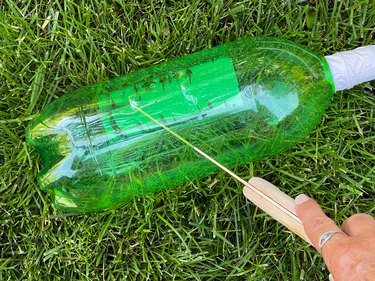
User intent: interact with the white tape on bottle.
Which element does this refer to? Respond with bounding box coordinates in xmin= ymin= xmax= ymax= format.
xmin=325 ymin=45 xmax=375 ymax=91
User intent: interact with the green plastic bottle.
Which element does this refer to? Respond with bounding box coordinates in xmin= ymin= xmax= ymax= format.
xmin=26 ymin=37 xmax=375 ymax=213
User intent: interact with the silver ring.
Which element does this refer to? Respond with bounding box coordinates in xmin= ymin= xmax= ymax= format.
xmin=319 ymin=231 xmax=341 ymax=250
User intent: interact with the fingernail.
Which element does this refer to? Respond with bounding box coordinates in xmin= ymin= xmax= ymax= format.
xmin=295 ymin=194 xmax=309 ymax=205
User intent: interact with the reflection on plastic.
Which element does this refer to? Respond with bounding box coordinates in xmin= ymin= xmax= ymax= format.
xmin=26 ymin=37 xmax=335 ymax=213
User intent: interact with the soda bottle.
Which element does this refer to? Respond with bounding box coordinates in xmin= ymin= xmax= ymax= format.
xmin=26 ymin=37 xmax=375 ymax=213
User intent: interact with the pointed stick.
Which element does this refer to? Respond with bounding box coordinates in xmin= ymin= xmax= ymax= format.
xmin=131 ymin=102 xmax=310 ymax=243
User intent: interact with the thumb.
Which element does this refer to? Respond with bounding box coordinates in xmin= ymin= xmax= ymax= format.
xmin=294 ymin=194 xmax=346 ymax=253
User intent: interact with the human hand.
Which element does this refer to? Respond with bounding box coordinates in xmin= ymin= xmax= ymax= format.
xmin=295 ymin=194 xmax=375 ymax=281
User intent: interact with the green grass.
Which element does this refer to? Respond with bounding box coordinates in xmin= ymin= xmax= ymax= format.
xmin=0 ymin=0 xmax=374 ymax=280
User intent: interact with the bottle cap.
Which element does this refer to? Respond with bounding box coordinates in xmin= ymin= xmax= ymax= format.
xmin=325 ymin=45 xmax=375 ymax=91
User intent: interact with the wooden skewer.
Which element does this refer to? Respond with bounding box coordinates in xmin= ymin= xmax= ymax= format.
xmin=132 ymin=102 xmax=310 ymax=244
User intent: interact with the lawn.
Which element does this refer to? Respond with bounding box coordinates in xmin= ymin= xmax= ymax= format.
xmin=1 ymin=0 xmax=374 ymax=280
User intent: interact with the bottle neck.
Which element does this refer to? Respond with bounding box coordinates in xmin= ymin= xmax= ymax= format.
xmin=324 ymin=45 xmax=375 ymax=91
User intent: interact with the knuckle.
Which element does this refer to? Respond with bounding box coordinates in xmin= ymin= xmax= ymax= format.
xmin=335 ymin=246 xmax=353 ymax=265
xmin=305 ymin=215 xmax=328 ymax=235
xmin=343 ymin=213 xmax=374 ymax=226
xmin=327 ymin=243 xmax=356 ymax=270
xmin=351 ymin=213 xmax=374 ymax=221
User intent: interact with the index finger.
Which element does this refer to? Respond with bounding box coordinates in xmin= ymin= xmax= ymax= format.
xmin=294 ymin=194 xmax=347 ymax=254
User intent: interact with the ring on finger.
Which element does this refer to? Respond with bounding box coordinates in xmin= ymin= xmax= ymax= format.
xmin=319 ymin=231 xmax=342 ymax=251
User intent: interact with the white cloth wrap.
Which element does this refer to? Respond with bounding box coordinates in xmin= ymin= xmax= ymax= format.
xmin=324 ymin=45 xmax=375 ymax=91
